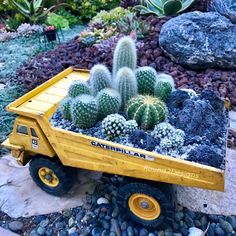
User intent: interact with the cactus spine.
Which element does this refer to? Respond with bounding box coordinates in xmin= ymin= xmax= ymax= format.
xmin=71 ymin=95 xmax=98 ymax=128
xmin=126 ymin=95 xmax=168 ymax=130
xmin=68 ymin=81 xmax=91 ymax=98
xmin=90 ymin=64 xmax=112 ymax=95
xmin=135 ymin=67 xmax=158 ymax=95
xmin=115 ymin=67 xmax=138 ymax=109
xmin=96 ymin=88 xmax=121 ymax=119
xmin=113 ymin=36 xmax=137 ymax=78
xmin=60 ymin=97 xmax=72 ymax=120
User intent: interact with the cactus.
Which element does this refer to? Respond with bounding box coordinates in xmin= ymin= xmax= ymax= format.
xmin=71 ymin=95 xmax=98 ymax=128
xmin=115 ymin=67 xmax=138 ymax=109
xmin=135 ymin=67 xmax=158 ymax=95
xmin=96 ymin=88 xmax=121 ymax=119
xmin=154 ymin=81 xmax=173 ymax=102
xmin=68 ymin=81 xmax=91 ymax=98
xmin=90 ymin=64 xmax=112 ymax=95
xmin=113 ymin=36 xmax=137 ymax=78
xmin=126 ymin=95 xmax=168 ymax=130
xmin=170 ymin=130 xmax=185 ymax=148
xmin=151 ymin=122 xmax=174 ymax=140
xmin=159 ymin=137 xmax=173 ymax=150
xmin=102 ymin=114 xmax=127 ymax=140
xmin=126 ymin=120 xmax=138 ymax=134
xmin=181 ymin=88 xmax=197 ymax=98
xmin=60 ymin=97 xmax=72 ymax=120
xmin=156 ymin=73 xmax=175 ymax=87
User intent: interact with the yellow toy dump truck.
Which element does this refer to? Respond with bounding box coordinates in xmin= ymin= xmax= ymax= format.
xmin=2 ymin=67 xmax=226 ymax=227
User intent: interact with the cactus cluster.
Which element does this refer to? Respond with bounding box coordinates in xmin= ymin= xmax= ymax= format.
xmin=113 ymin=36 xmax=137 ymax=78
xmin=102 ymin=114 xmax=127 ymax=140
xmin=115 ymin=67 xmax=138 ymax=109
xmin=68 ymin=81 xmax=91 ymax=98
xmin=135 ymin=67 xmax=158 ymax=95
xmin=90 ymin=64 xmax=111 ymax=95
xmin=126 ymin=120 xmax=138 ymax=134
xmin=151 ymin=122 xmax=174 ymax=139
xmin=60 ymin=97 xmax=72 ymax=121
xmin=126 ymin=95 xmax=168 ymax=130
xmin=96 ymin=88 xmax=121 ymax=119
xmin=71 ymin=95 xmax=98 ymax=128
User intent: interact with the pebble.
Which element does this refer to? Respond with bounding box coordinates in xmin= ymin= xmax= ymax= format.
xmin=68 ymin=217 xmax=75 ymax=227
xmin=97 ymin=197 xmax=109 ymax=205
xmin=226 ymin=216 xmax=236 ymax=230
xmin=219 ymin=218 xmax=233 ymax=233
xmin=175 ymin=212 xmax=184 ymax=222
xmin=188 ymin=227 xmax=204 ymax=236
xmin=148 ymin=233 xmax=156 ymax=236
xmin=76 ymin=212 xmax=85 ymax=222
xmin=68 ymin=227 xmax=77 ymax=235
xmin=102 ymin=230 xmax=109 ymax=236
xmin=33 ymin=215 xmax=46 ymax=224
xmin=92 ymin=227 xmax=102 ymax=236
xmin=63 ymin=209 xmax=73 ymax=218
xmin=46 ymin=228 xmax=53 ymax=236
xmin=215 ymin=226 xmax=225 ymax=236
xmin=37 ymin=226 xmax=46 ymax=235
xmin=109 ymin=232 xmax=117 ymax=236
xmin=157 ymin=231 xmax=165 ymax=236
xmin=200 ymin=215 xmax=208 ymax=227
xmin=121 ymin=222 xmax=128 ymax=231
xmin=140 ymin=228 xmax=148 ymax=236
xmin=8 ymin=221 xmax=24 ymax=232
xmin=111 ymin=205 xmax=119 ymax=218
xmin=127 ymin=226 xmax=134 ymax=236
xmin=39 ymin=218 xmax=49 ymax=227
xmin=111 ymin=219 xmax=121 ymax=236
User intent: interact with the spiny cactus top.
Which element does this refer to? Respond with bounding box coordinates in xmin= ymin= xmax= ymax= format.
xmin=126 ymin=95 xmax=168 ymax=130
xmin=68 ymin=80 xmax=91 ymax=98
xmin=113 ymin=36 xmax=137 ymax=78
xmin=90 ymin=64 xmax=112 ymax=95
xmin=60 ymin=97 xmax=72 ymax=121
xmin=96 ymin=88 xmax=121 ymax=119
xmin=135 ymin=67 xmax=158 ymax=95
xmin=156 ymin=73 xmax=175 ymax=88
xmin=151 ymin=122 xmax=175 ymax=140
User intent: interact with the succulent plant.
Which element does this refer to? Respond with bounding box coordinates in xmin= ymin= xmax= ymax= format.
xmin=115 ymin=67 xmax=138 ymax=109
xmin=181 ymin=88 xmax=197 ymax=98
xmin=113 ymin=36 xmax=137 ymax=78
xmin=159 ymin=137 xmax=173 ymax=150
xmin=170 ymin=129 xmax=185 ymax=148
xmin=96 ymin=88 xmax=121 ymax=119
xmin=126 ymin=120 xmax=138 ymax=134
xmin=59 ymin=97 xmax=72 ymax=120
xmin=102 ymin=113 xmax=127 ymax=140
xmin=68 ymin=80 xmax=91 ymax=98
xmin=71 ymin=95 xmax=98 ymax=128
xmin=90 ymin=64 xmax=112 ymax=95
xmin=126 ymin=95 xmax=168 ymax=130
xmin=151 ymin=122 xmax=175 ymax=140
xmin=154 ymin=81 xmax=173 ymax=102
xmin=135 ymin=0 xmax=195 ymax=17
xmin=135 ymin=67 xmax=158 ymax=95
xmin=156 ymin=73 xmax=175 ymax=87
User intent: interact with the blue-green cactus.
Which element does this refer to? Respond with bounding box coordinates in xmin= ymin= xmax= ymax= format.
xmin=125 ymin=120 xmax=138 ymax=134
xmin=151 ymin=122 xmax=174 ymax=140
xmin=113 ymin=36 xmax=137 ymax=78
xmin=90 ymin=64 xmax=112 ymax=95
xmin=68 ymin=81 xmax=91 ymax=98
xmin=59 ymin=97 xmax=72 ymax=120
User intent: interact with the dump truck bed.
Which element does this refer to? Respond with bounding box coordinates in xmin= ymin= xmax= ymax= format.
xmin=6 ymin=67 xmax=225 ymax=191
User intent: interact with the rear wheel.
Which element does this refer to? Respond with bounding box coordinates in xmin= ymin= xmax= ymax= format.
xmin=29 ymin=156 xmax=75 ymax=196
xmin=117 ymin=182 xmax=173 ymax=228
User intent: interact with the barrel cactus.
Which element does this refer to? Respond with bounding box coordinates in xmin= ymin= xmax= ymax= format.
xmin=154 ymin=81 xmax=173 ymax=102
xmin=113 ymin=36 xmax=137 ymax=78
xmin=126 ymin=120 xmax=138 ymax=134
xmin=60 ymin=97 xmax=72 ymax=120
xmin=126 ymin=95 xmax=168 ymax=130
xmin=71 ymin=95 xmax=98 ymax=128
xmin=90 ymin=64 xmax=112 ymax=95
xmin=102 ymin=114 xmax=127 ymax=140
xmin=115 ymin=67 xmax=138 ymax=109
xmin=68 ymin=81 xmax=91 ymax=98
xmin=96 ymin=88 xmax=121 ymax=119
xmin=135 ymin=67 xmax=158 ymax=95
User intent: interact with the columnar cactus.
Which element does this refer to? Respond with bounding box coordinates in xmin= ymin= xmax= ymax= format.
xmin=113 ymin=36 xmax=137 ymax=78
xmin=71 ymin=95 xmax=98 ymax=128
xmin=90 ymin=64 xmax=112 ymax=95
xmin=126 ymin=95 xmax=168 ymax=130
xmin=156 ymin=73 xmax=175 ymax=87
xmin=60 ymin=97 xmax=72 ymax=120
xmin=115 ymin=67 xmax=138 ymax=109
xmin=68 ymin=81 xmax=91 ymax=98
xmin=125 ymin=120 xmax=138 ymax=134
xmin=96 ymin=88 xmax=121 ymax=119
xmin=151 ymin=122 xmax=174 ymax=140
xmin=135 ymin=67 xmax=158 ymax=95
xmin=154 ymin=81 xmax=173 ymax=102
xmin=102 ymin=114 xmax=127 ymax=140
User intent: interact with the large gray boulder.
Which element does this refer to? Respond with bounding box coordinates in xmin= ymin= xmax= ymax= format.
xmin=159 ymin=11 xmax=236 ymax=69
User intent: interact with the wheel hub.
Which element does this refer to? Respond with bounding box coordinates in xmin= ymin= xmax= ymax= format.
xmin=38 ymin=167 xmax=59 ymax=187
xmin=140 ymin=201 xmax=149 ymax=209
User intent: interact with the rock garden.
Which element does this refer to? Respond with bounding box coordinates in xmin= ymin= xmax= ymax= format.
xmin=1 ymin=0 xmax=236 ymax=235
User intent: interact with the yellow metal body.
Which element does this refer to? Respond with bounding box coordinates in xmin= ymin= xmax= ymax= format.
xmin=1 ymin=67 xmax=225 ymax=192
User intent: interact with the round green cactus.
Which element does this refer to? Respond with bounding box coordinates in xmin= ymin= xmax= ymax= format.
xmin=126 ymin=120 xmax=138 ymax=134
xmin=90 ymin=64 xmax=111 ymax=95
xmin=151 ymin=122 xmax=174 ymax=140
xmin=113 ymin=36 xmax=137 ymax=78
xmin=102 ymin=114 xmax=127 ymax=140
xmin=71 ymin=95 xmax=98 ymax=128
xmin=60 ymin=97 xmax=72 ymax=120
xmin=126 ymin=95 xmax=168 ymax=130
xmin=154 ymin=81 xmax=173 ymax=102
xmin=96 ymin=88 xmax=121 ymax=119
xmin=68 ymin=81 xmax=91 ymax=98
xmin=135 ymin=67 xmax=158 ymax=95
xmin=116 ymin=67 xmax=138 ymax=109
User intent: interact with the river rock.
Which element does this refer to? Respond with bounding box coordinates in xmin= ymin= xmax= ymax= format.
xmin=159 ymin=11 xmax=236 ymax=69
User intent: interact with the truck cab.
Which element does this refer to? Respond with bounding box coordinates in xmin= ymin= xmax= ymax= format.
xmin=2 ymin=116 xmax=55 ymax=165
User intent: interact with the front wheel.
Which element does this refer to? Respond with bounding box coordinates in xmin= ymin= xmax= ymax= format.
xmin=29 ymin=156 xmax=75 ymax=196
xmin=117 ymin=182 xmax=173 ymax=228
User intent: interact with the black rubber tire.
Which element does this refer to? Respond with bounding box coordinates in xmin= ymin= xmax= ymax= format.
xmin=117 ymin=182 xmax=173 ymax=228
xmin=29 ymin=156 xmax=75 ymax=196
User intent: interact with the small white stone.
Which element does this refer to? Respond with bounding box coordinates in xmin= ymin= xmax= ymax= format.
xmin=97 ymin=197 xmax=109 ymax=205
xmin=188 ymin=227 xmax=204 ymax=236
